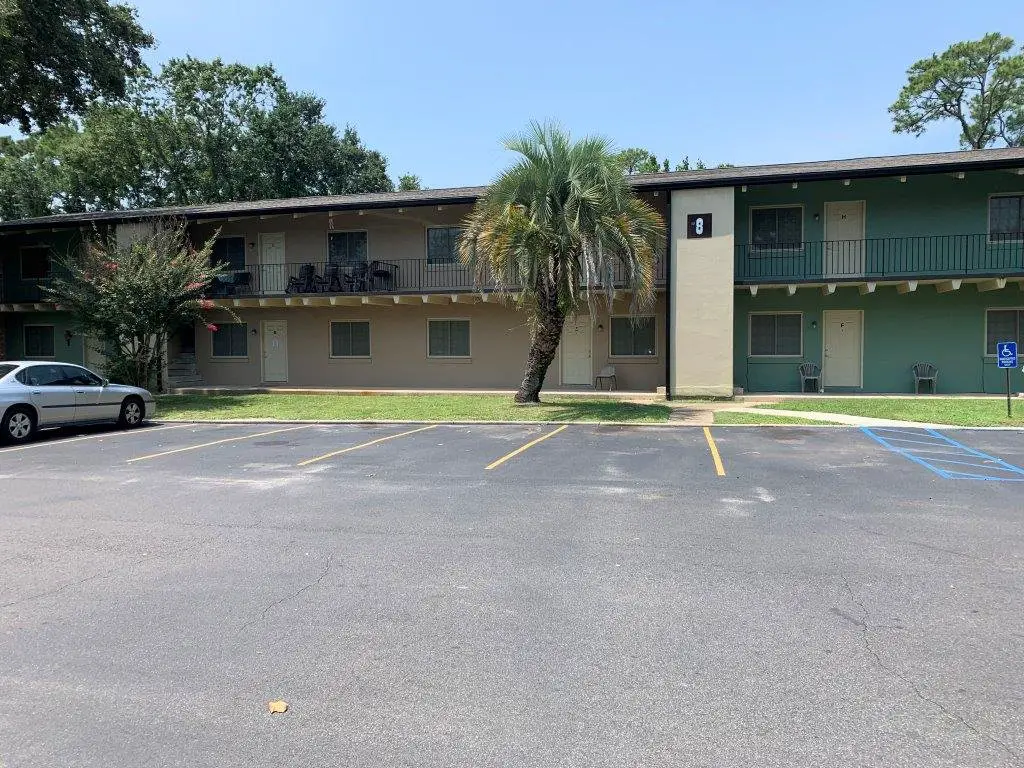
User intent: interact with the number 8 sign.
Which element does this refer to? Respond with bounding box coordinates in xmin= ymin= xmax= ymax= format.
xmin=687 ymin=213 xmax=712 ymax=239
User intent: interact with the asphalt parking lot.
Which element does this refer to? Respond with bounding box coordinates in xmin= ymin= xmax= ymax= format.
xmin=1 ymin=421 xmax=1023 ymax=767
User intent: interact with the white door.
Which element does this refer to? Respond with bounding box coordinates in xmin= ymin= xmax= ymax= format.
xmin=823 ymin=201 xmax=865 ymax=278
xmin=262 ymin=320 xmax=288 ymax=383
xmin=823 ymin=310 xmax=863 ymax=388
xmin=560 ymin=316 xmax=592 ymax=386
xmin=260 ymin=233 xmax=287 ymax=294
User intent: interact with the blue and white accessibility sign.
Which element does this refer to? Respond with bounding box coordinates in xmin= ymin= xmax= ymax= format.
xmin=996 ymin=341 xmax=1018 ymax=369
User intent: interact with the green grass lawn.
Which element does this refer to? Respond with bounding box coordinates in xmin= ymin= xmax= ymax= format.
xmin=156 ymin=393 xmax=671 ymax=423
xmin=757 ymin=397 xmax=1024 ymax=427
xmin=713 ymin=410 xmax=839 ymax=426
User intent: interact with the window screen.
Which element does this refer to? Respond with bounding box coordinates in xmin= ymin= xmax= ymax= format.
xmin=330 ymin=321 xmax=371 ymax=357
xmin=750 ymin=207 xmax=802 ymax=248
xmin=749 ymin=313 xmax=802 ymax=356
xmin=990 ymin=196 xmax=1024 ymax=241
xmin=212 ymin=237 xmax=246 ymax=271
xmin=211 ymin=323 xmax=248 ymax=357
xmin=427 ymin=227 xmax=464 ymax=265
xmin=985 ymin=309 xmax=1023 ymax=355
xmin=610 ymin=317 xmax=656 ymax=356
xmin=328 ymin=232 xmax=368 ymax=266
xmin=24 ymin=325 xmax=55 ymax=357
xmin=428 ymin=320 xmax=470 ymax=357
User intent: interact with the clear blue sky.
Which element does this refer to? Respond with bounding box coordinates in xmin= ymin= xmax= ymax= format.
xmin=119 ymin=1 xmax=1024 ymax=187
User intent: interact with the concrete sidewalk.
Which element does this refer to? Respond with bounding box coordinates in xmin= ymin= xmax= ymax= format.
xmin=716 ymin=406 xmax=951 ymax=429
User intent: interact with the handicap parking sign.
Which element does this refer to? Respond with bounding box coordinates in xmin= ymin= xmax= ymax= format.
xmin=996 ymin=341 xmax=1018 ymax=369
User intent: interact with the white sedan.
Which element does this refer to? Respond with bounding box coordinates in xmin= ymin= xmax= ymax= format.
xmin=0 ymin=361 xmax=156 ymax=444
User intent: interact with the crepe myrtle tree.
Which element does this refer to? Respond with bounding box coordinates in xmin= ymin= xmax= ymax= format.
xmin=44 ymin=218 xmax=234 ymax=390
xmin=460 ymin=123 xmax=666 ymax=403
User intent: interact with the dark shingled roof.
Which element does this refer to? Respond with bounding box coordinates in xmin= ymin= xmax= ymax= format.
xmin=2 ymin=147 xmax=1023 ymax=232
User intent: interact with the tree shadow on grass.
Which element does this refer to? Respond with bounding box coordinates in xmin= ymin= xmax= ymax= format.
xmin=535 ymin=399 xmax=671 ymax=422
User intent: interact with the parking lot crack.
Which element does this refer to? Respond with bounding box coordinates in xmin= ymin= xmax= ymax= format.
xmin=839 ymin=576 xmax=1022 ymax=765
xmin=0 ymin=550 xmax=188 ymax=612
xmin=238 ymin=555 xmax=333 ymax=633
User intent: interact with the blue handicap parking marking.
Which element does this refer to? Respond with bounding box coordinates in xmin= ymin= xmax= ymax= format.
xmin=861 ymin=427 xmax=1024 ymax=482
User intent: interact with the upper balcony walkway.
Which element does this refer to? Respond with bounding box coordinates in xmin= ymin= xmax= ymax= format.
xmin=735 ymin=233 xmax=1024 ymax=285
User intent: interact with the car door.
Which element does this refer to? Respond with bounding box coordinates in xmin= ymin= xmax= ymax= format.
xmin=21 ymin=364 xmax=77 ymax=426
xmin=63 ymin=365 xmax=119 ymax=422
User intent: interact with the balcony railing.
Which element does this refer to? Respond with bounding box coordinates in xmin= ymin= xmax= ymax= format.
xmin=735 ymin=234 xmax=1024 ymax=284
xmin=208 ymin=256 xmax=667 ymax=299
xmin=1 ymin=278 xmax=53 ymax=304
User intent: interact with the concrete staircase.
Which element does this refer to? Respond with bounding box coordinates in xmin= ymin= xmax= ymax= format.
xmin=167 ymin=353 xmax=205 ymax=388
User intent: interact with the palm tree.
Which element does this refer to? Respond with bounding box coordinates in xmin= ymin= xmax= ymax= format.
xmin=460 ymin=123 xmax=666 ymax=403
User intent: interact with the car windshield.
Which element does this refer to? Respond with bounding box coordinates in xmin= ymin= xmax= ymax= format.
xmin=0 ymin=364 xmax=17 ymax=380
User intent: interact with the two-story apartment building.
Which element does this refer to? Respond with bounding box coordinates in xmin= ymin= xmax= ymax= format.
xmin=2 ymin=147 xmax=1023 ymax=395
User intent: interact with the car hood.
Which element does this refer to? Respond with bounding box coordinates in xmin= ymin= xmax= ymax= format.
xmin=104 ymin=383 xmax=154 ymax=399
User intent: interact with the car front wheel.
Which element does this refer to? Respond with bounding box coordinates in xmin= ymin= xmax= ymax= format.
xmin=3 ymin=406 xmax=36 ymax=444
xmin=118 ymin=397 xmax=144 ymax=429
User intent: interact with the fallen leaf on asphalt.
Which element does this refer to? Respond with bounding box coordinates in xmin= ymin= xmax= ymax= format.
xmin=268 ymin=700 xmax=288 ymax=714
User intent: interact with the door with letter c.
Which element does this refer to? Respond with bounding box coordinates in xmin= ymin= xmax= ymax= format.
xmin=261 ymin=320 xmax=288 ymax=383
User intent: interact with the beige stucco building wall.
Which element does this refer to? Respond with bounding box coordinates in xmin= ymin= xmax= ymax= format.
xmin=195 ymin=296 xmax=666 ymax=391
xmin=669 ymin=187 xmax=735 ymax=396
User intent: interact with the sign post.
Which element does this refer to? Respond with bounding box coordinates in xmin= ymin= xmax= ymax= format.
xmin=996 ymin=341 xmax=1017 ymax=419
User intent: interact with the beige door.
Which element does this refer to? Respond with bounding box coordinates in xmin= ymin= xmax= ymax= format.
xmin=823 ymin=310 xmax=863 ymax=388
xmin=261 ymin=320 xmax=288 ymax=383
xmin=83 ymin=337 xmax=107 ymax=375
xmin=560 ymin=316 xmax=592 ymax=386
xmin=823 ymin=201 xmax=865 ymax=277
xmin=260 ymin=232 xmax=287 ymax=294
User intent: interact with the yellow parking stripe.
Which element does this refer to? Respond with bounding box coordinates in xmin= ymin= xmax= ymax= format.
xmin=485 ymin=424 xmax=568 ymax=470
xmin=127 ymin=424 xmax=314 ymax=463
xmin=703 ymin=426 xmax=726 ymax=477
xmin=296 ymin=425 xmax=439 ymax=467
xmin=0 ymin=423 xmax=190 ymax=455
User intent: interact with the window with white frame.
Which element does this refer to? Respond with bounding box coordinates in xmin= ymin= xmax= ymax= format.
xmin=211 ymin=323 xmax=248 ymax=358
xmin=989 ymin=195 xmax=1024 ymax=242
xmin=24 ymin=325 xmax=55 ymax=357
xmin=211 ymin=237 xmax=246 ymax=271
xmin=750 ymin=206 xmax=802 ymax=249
xmin=610 ymin=316 xmax=656 ymax=356
xmin=330 ymin=321 xmax=371 ymax=357
xmin=426 ymin=227 xmax=464 ymax=265
xmin=20 ymin=246 xmax=52 ymax=280
xmin=428 ymin=319 xmax=470 ymax=357
xmin=749 ymin=313 xmax=802 ymax=356
xmin=985 ymin=309 xmax=1024 ymax=354
xmin=328 ymin=231 xmax=368 ymax=266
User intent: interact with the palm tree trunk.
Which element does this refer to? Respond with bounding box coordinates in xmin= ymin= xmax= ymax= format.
xmin=515 ymin=297 xmax=566 ymax=404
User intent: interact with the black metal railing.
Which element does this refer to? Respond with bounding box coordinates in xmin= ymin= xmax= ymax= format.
xmin=208 ymin=256 xmax=667 ymax=299
xmin=735 ymin=233 xmax=1024 ymax=283
xmin=0 ymin=278 xmax=52 ymax=303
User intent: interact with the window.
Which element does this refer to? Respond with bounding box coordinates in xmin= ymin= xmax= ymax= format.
xmin=330 ymin=321 xmax=371 ymax=357
xmin=16 ymin=364 xmax=66 ymax=386
xmin=212 ymin=237 xmax=246 ymax=271
xmin=750 ymin=206 xmax=802 ymax=249
xmin=427 ymin=227 xmax=464 ymax=265
xmin=610 ymin=317 xmax=656 ymax=356
xmin=989 ymin=195 xmax=1024 ymax=242
xmin=61 ymin=365 xmax=103 ymax=386
xmin=985 ymin=309 xmax=1024 ymax=355
xmin=428 ymin=319 xmax=470 ymax=357
xmin=20 ymin=246 xmax=52 ymax=280
xmin=211 ymin=323 xmax=248 ymax=358
xmin=328 ymin=231 xmax=368 ymax=266
xmin=749 ymin=313 xmax=802 ymax=356
xmin=24 ymin=325 xmax=55 ymax=357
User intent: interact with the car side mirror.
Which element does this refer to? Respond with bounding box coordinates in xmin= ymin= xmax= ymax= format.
xmin=100 ymin=378 xmax=109 ymax=387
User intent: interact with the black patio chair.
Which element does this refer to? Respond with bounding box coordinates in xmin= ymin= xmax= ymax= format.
xmin=324 ymin=263 xmax=344 ymax=293
xmin=344 ymin=262 xmax=369 ymax=292
xmin=286 ymin=263 xmax=322 ymax=294
xmin=369 ymin=260 xmax=398 ymax=291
